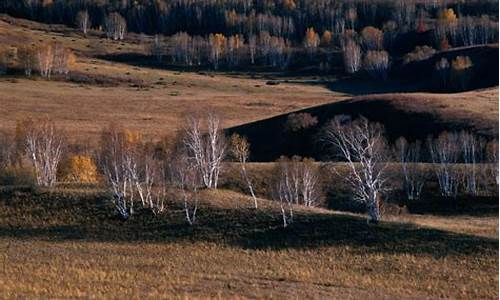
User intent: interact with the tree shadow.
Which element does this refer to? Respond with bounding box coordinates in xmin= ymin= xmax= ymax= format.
xmin=0 ymin=187 xmax=496 ymax=258
xmin=234 ymin=213 xmax=498 ymax=258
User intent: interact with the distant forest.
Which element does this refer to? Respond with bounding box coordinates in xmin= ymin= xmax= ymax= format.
xmin=1 ymin=0 xmax=497 ymax=38
xmin=0 ymin=0 xmax=498 ymax=83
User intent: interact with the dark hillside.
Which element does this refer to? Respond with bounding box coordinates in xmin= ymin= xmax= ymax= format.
xmin=227 ymin=88 xmax=499 ymax=161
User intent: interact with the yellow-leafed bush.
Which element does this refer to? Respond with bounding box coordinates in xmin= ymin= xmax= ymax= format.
xmin=58 ymin=155 xmax=98 ymax=183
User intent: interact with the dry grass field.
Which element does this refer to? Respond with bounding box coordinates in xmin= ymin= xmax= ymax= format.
xmin=0 ymin=14 xmax=342 ymax=142
xmin=0 ymin=187 xmax=497 ymax=299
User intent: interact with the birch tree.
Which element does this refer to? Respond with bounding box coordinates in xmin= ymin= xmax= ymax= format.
xmin=459 ymin=131 xmax=484 ymax=196
xmin=105 ymin=12 xmax=127 ymax=40
xmin=37 ymin=43 xmax=54 ymax=78
xmin=75 ymin=10 xmax=90 ymax=35
xmin=394 ymin=137 xmax=425 ymax=201
xmin=230 ymin=134 xmax=257 ymax=208
xmin=321 ymin=115 xmax=388 ymax=223
xmin=182 ymin=113 xmax=226 ymax=189
xmin=22 ymin=117 xmax=65 ymax=187
xmin=169 ymin=149 xmax=200 ymax=225
xmin=271 ymin=156 xmax=322 ymax=226
xmin=342 ymin=39 xmax=361 ymax=74
xmin=208 ymin=33 xmax=226 ymax=70
xmin=272 ymin=158 xmax=295 ymax=228
xmin=427 ymin=132 xmax=461 ymax=198
xmin=98 ymin=124 xmax=133 ymax=219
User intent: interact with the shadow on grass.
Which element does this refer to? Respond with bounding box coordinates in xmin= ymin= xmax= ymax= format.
xmin=0 ymin=187 xmax=496 ymax=258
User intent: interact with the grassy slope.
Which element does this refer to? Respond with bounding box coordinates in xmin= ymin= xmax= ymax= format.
xmin=0 ymin=187 xmax=497 ymax=299
xmin=0 ymin=15 xmax=342 ymax=142
xmin=229 ymin=88 xmax=499 ymax=161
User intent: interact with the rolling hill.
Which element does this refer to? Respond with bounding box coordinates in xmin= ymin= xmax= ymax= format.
xmin=227 ymin=88 xmax=499 ymax=161
xmin=0 ymin=186 xmax=497 ymax=298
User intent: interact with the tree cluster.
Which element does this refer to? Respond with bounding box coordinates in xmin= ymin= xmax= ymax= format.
xmin=0 ymin=42 xmax=75 ymax=78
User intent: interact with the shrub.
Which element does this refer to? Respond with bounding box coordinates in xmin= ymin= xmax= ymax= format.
xmin=437 ymin=8 xmax=457 ymax=22
xmin=58 ymin=155 xmax=98 ymax=184
xmin=285 ymin=113 xmax=318 ymax=132
xmin=451 ymin=56 xmax=473 ymax=90
xmin=360 ymin=26 xmax=384 ymax=50
xmin=0 ymin=166 xmax=36 ymax=187
xmin=320 ymin=30 xmax=333 ymax=46
xmin=403 ymin=46 xmax=436 ymax=64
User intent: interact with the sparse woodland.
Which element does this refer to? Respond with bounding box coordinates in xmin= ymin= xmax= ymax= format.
xmin=0 ymin=113 xmax=497 ymax=226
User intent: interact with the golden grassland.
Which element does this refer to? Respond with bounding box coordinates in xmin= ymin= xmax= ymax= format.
xmin=0 ymin=187 xmax=497 ymax=299
xmin=0 ymin=14 xmax=343 ymax=142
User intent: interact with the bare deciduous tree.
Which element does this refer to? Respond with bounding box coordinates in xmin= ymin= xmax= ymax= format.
xmin=248 ymin=34 xmax=257 ymax=64
xmin=321 ymin=115 xmax=388 ymax=223
xmin=105 ymin=12 xmax=127 ymax=40
xmin=394 ymin=137 xmax=425 ymax=201
xmin=271 ymin=156 xmax=322 ymax=226
xmin=75 ymin=10 xmax=90 ymax=35
xmin=149 ymin=34 xmax=166 ymax=63
xmin=230 ymin=134 xmax=257 ymax=208
xmin=98 ymin=125 xmax=167 ymax=219
xmin=427 ymin=132 xmax=460 ymax=198
xmin=37 ymin=43 xmax=54 ymax=78
xmin=169 ymin=149 xmax=200 ymax=225
xmin=22 ymin=117 xmax=65 ymax=187
xmin=459 ymin=131 xmax=484 ymax=196
xmin=17 ymin=46 xmax=36 ymax=76
xmin=272 ymin=158 xmax=295 ymax=227
xmin=342 ymin=39 xmax=362 ymax=74
xmin=98 ymin=124 xmax=133 ymax=219
xmin=182 ymin=113 xmax=226 ymax=189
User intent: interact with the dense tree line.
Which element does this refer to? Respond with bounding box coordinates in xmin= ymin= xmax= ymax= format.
xmin=1 ymin=0 xmax=497 ymax=38
xmin=0 ymin=1 xmax=497 ymax=77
